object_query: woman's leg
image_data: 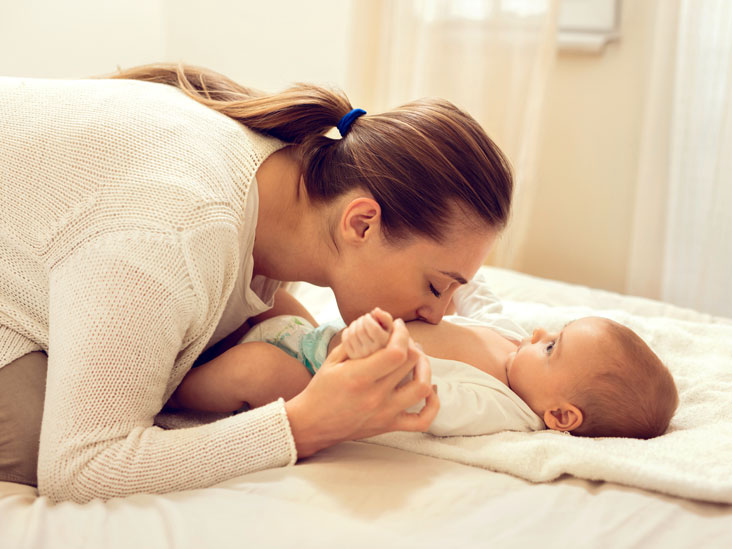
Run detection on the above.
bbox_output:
[0,351,47,486]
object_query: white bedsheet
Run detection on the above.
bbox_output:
[1,267,731,548]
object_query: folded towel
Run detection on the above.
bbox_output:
[367,299,732,504]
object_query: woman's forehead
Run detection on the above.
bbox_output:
[414,226,497,260]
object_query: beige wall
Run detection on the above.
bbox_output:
[515,1,657,293]
[162,0,352,92]
[0,0,351,91]
[2,0,658,295]
[0,0,167,78]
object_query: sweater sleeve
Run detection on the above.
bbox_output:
[38,230,296,503]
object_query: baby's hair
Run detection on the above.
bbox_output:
[569,319,678,439]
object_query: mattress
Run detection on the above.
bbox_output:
[1,267,730,548]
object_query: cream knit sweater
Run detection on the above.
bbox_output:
[0,76,297,503]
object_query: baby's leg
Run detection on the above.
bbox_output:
[168,341,312,413]
[341,308,394,359]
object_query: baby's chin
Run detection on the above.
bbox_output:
[504,350,517,388]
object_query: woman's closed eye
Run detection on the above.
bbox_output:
[429,283,442,298]
[546,340,556,355]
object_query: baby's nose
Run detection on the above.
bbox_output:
[531,328,546,343]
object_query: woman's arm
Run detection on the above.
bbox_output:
[41,229,437,502]
[40,230,300,503]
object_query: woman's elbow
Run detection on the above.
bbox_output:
[37,450,99,504]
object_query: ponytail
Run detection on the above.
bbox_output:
[108,63,513,242]
[108,63,353,145]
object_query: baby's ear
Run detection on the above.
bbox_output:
[544,404,583,432]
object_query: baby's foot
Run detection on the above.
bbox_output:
[341,308,394,359]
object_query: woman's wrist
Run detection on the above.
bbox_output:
[284,393,330,459]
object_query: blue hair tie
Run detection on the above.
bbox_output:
[337,108,366,137]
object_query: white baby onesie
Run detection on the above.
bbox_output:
[239,315,545,436]
[425,356,544,436]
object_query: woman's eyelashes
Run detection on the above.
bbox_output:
[429,283,442,298]
[546,340,556,355]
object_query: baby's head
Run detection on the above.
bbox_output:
[506,317,678,439]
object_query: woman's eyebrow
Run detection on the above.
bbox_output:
[439,270,468,284]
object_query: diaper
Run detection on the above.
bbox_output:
[239,315,344,375]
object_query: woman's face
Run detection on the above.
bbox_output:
[331,224,498,324]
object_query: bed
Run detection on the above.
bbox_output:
[1,266,731,548]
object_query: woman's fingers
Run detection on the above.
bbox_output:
[322,341,348,366]
[410,341,431,385]
[391,388,440,432]
[377,337,429,390]
[285,317,440,458]
[373,339,436,429]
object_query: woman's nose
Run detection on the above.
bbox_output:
[531,327,546,343]
[416,303,446,325]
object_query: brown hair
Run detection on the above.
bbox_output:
[107,63,513,243]
[570,320,678,439]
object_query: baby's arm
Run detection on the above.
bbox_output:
[167,341,312,413]
[331,313,511,381]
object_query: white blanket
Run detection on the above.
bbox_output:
[366,284,732,504]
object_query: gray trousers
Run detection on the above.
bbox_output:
[0,351,47,486]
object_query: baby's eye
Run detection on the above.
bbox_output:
[546,340,556,355]
[429,283,442,298]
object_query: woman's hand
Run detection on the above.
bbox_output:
[284,318,439,458]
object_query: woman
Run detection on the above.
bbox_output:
[0,64,512,503]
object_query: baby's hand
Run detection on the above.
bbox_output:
[341,308,394,359]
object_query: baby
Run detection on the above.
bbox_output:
[169,307,679,439]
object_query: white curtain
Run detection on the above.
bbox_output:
[627,0,732,318]
[346,0,558,268]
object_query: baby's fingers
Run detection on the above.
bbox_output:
[362,314,390,347]
[370,308,394,332]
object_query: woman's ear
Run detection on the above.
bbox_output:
[544,404,583,432]
[340,197,381,243]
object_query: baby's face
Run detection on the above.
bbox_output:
[505,317,610,417]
